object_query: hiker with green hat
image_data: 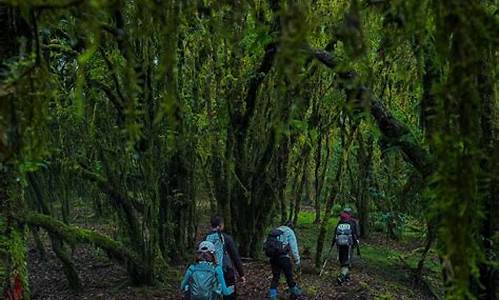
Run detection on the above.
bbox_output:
[181,241,234,299]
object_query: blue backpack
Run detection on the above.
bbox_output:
[205,232,227,268]
[188,263,220,300]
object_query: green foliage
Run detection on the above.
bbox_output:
[0,0,497,298]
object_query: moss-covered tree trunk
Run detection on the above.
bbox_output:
[227,0,282,257]
[0,5,31,299]
[356,134,373,238]
[430,1,497,298]
[18,212,146,282]
[0,169,29,300]
[27,173,81,290]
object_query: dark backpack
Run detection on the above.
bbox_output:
[335,222,353,246]
[263,228,288,257]
[188,263,219,300]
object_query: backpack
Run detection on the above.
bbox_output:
[205,232,227,268]
[188,263,220,300]
[263,228,288,257]
[335,223,353,246]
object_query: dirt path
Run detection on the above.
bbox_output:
[236,259,370,300]
[235,256,429,300]
[29,242,432,300]
[28,218,436,300]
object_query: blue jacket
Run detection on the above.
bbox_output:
[276,225,300,264]
[180,261,234,296]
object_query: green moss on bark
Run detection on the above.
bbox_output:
[18,212,148,285]
[0,170,30,300]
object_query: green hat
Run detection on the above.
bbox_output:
[343,207,352,213]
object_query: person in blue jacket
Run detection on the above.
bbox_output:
[181,241,234,299]
[266,222,302,300]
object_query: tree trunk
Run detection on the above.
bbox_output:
[313,132,323,224]
[0,168,29,300]
[415,220,437,278]
[315,192,337,268]
[28,172,81,290]
[288,170,299,222]
[356,134,373,238]
[293,166,307,227]
[0,7,32,298]
[18,212,149,284]
[51,239,81,290]
[228,1,282,257]
[30,226,46,259]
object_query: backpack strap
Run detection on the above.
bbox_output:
[217,231,225,249]
[218,231,231,269]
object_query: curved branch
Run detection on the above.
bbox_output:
[309,47,431,176]
[17,211,145,276]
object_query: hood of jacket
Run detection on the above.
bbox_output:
[340,211,351,222]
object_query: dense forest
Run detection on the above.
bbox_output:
[0,0,498,299]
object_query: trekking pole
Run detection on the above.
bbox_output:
[319,245,334,277]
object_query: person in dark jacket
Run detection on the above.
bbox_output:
[332,208,359,285]
[204,216,245,300]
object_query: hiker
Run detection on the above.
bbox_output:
[332,207,359,285]
[181,241,234,300]
[204,216,245,300]
[263,222,302,300]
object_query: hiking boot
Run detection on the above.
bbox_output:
[269,288,278,300]
[337,273,348,285]
[337,275,343,286]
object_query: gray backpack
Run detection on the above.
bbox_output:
[188,263,220,300]
[335,223,353,246]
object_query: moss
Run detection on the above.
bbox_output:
[0,217,29,300]
[0,169,30,300]
[18,211,149,284]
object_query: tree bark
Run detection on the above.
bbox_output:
[313,132,323,224]
[356,134,373,237]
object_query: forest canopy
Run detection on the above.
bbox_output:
[0,0,498,299]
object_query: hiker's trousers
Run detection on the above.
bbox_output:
[223,268,237,300]
[338,245,351,267]
[269,255,297,289]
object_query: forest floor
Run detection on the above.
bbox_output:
[28,209,442,299]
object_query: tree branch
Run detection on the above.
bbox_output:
[17,211,145,275]
[309,47,431,176]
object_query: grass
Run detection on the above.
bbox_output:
[291,209,443,298]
